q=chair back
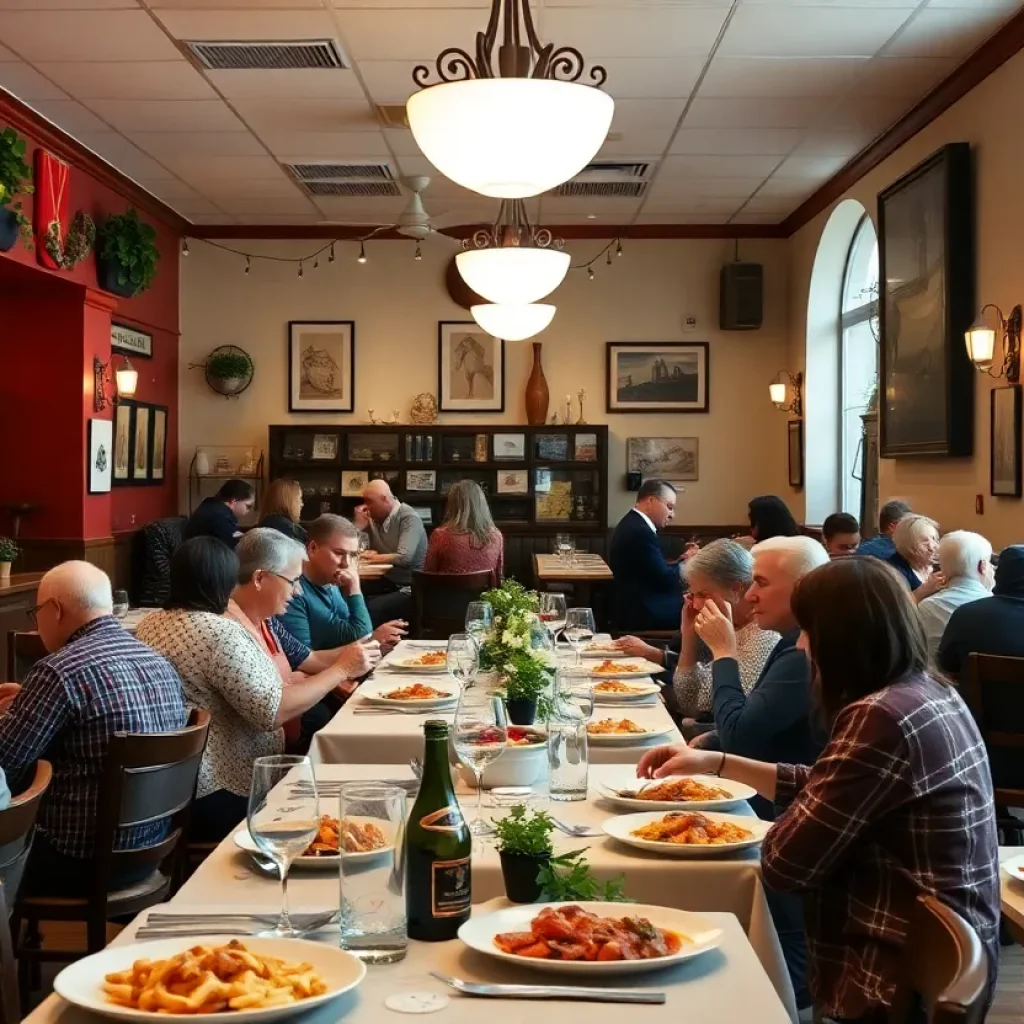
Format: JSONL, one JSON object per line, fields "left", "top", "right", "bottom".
{"left": 889, "top": 894, "right": 988, "bottom": 1024}
{"left": 0, "top": 761, "right": 51, "bottom": 908}
{"left": 0, "top": 881, "right": 16, "bottom": 1024}
{"left": 963, "top": 652, "right": 1024, "bottom": 806}
{"left": 5, "top": 632, "right": 47, "bottom": 684}
{"left": 136, "top": 516, "right": 187, "bottom": 607}
{"left": 411, "top": 570, "right": 493, "bottom": 639}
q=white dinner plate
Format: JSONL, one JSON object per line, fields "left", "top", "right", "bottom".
{"left": 586, "top": 722, "right": 675, "bottom": 745}
{"left": 597, "top": 770, "right": 757, "bottom": 812}
{"left": 587, "top": 659, "right": 664, "bottom": 679}
{"left": 602, "top": 810, "right": 770, "bottom": 857}
{"left": 592, "top": 680, "right": 661, "bottom": 702}
{"left": 53, "top": 935, "right": 366, "bottom": 1022}
{"left": 458, "top": 900, "right": 723, "bottom": 976}
{"left": 1002, "top": 853, "right": 1024, "bottom": 882}
{"left": 233, "top": 822, "right": 393, "bottom": 867}
{"left": 387, "top": 656, "right": 450, "bottom": 673}
{"left": 359, "top": 681, "right": 458, "bottom": 709}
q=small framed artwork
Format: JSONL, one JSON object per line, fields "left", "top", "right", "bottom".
{"left": 493, "top": 432, "right": 526, "bottom": 460}
{"left": 438, "top": 321, "right": 505, "bottom": 412}
{"left": 574, "top": 433, "right": 598, "bottom": 461}
{"left": 289, "top": 320, "right": 355, "bottom": 412}
{"left": 991, "top": 386, "right": 1022, "bottom": 497}
{"left": 88, "top": 418, "right": 113, "bottom": 494}
{"left": 111, "top": 322, "right": 153, "bottom": 358}
{"left": 497, "top": 470, "right": 529, "bottom": 495}
{"left": 406, "top": 469, "right": 437, "bottom": 492}
{"left": 131, "top": 404, "right": 151, "bottom": 482}
{"left": 627, "top": 437, "right": 698, "bottom": 482}
{"left": 787, "top": 420, "right": 804, "bottom": 489}
{"left": 606, "top": 342, "right": 710, "bottom": 413}
{"left": 536, "top": 433, "right": 568, "bottom": 460}
{"left": 311, "top": 433, "right": 339, "bottom": 460}
{"left": 341, "top": 470, "right": 368, "bottom": 496}
{"left": 150, "top": 406, "right": 167, "bottom": 482}
{"left": 113, "top": 402, "right": 133, "bottom": 483}
{"left": 369, "top": 469, "right": 401, "bottom": 486}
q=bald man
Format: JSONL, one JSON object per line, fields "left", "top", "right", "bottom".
{"left": 354, "top": 480, "right": 428, "bottom": 624}
{"left": 0, "top": 561, "right": 186, "bottom": 897}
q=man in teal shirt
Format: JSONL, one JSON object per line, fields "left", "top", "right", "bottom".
{"left": 279, "top": 514, "right": 406, "bottom": 651}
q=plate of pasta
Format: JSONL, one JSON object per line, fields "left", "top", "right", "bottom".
{"left": 597, "top": 769, "right": 757, "bottom": 811}
{"left": 388, "top": 651, "right": 449, "bottom": 673}
{"left": 53, "top": 936, "right": 366, "bottom": 1021}
{"left": 233, "top": 816, "right": 392, "bottom": 868}
{"left": 602, "top": 810, "right": 769, "bottom": 857}
{"left": 587, "top": 659, "right": 663, "bottom": 680}
{"left": 359, "top": 680, "right": 458, "bottom": 708}
{"left": 585, "top": 718, "right": 674, "bottom": 745}
{"left": 592, "top": 679, "right": 661, "bottom": 702}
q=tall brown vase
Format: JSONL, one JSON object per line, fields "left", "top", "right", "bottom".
{"left": 525, "top": 342, "right": 549, "bottom": 425}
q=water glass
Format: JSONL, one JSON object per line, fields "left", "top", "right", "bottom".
{"left": 112, "top": 589, "right": 129, "bottom": 620}
{"left": 464, "top": 601, "right": 493, "bottom": 642}
{"left": 547, "top": 694, "right": 588, "bottom": 802}
{"left": 338, "top": 783, "right": 408, "bottom": 964}
{"left": 248, "top": 755, "right": 318, "bottom": 937}
{"left": 446, "top": 632, "right": 479, "bottom": 688}
{"left": 554, "top": 533, "right": 575, "bottom": 567}
{"left": 453, "top": 690, "right": 507, "bottom": 835}
{"left": 565, "top": 607, "right": 596, "bottom": 667}
{"left": 538, "top": 592, "right": 567, "bottom": 644}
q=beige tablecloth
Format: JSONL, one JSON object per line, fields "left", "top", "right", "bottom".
{"left": 1000, "top": 846, "right": 1024, "bottom": 936}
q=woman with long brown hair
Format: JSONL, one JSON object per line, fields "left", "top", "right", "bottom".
{"left": 259, "top": 477, "right": 307, "bottom": 542}
{"left": 424, "top": 479, "right": 503, "bottom": 585}
{"left": 638, "top": 557, "right": 999, "bottom": 1023}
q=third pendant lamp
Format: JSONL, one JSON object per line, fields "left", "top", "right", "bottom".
{"left": 471, "top": 303, "right": 556, "bottom": 342}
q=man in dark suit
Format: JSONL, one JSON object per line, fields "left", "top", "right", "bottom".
{"left": 609, "top": 479, "right": 684, "bottom": 630}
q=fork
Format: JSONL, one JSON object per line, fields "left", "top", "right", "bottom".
{"left": 137, "top": 910, "right": 338, "bottom": 938}
{"left": 550, "top": 818, "right": 603, "bottom": 838}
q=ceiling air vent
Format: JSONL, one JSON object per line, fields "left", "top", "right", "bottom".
{"left": 288, "top": 163, "right": 393, "bottom": 182}
{"left": 285, "top": 162, "right": 402, "bottom": 197}
{"left": 552, "top": 161, "right": 651, "bottom": 198}
{"left": 185, "top": 39, "right": 347, "bottom": 71}
{"left": 303, "top": 181, "right": 402, "bottom": 198}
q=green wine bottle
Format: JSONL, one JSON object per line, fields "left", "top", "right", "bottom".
{"left": 406, "top": 719, "right": 472, "bottom": 941}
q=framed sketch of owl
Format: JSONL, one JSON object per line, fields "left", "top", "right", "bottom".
{"left": 289, "top": 321, "right": 355, "bottom": 412}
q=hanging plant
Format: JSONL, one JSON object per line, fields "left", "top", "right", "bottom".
{"left": 201, "top": 345, "right": 254, "bottom": 398}
{"left": 43, "top": 210, "right": 95, "bottom": 270}
{"left": 97, "top": 207, "right": 159, "bottom": 296}
{"left": 0, "top": 127, "right": 34, "bottom": 249}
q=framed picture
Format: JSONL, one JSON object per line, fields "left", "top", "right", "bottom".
{"left": 341, "top": 470, "right": 368, "bottom": 496}
{"left": 111, "top": 322, "right": 152, "bottom": 358}
{"left": 406, "top": 469, "right": 437, "bottom": 492}
{"left": 627, "top": 437, "right": 698, "bottom": 482}
{"left": 536, "top": 434, "right": 568, "bottom": 460}
{"left": 131, "top": 404, "right": 151, "bottom": 482}
{"left": 87, "top": 418, "right": 113, "bottom": 494}
{"left": 606, "top": 342, "right": 709, "bottom": 413}
{"left": 113, "top": 402, "right": 132, "bottom": 483}
{"left": 574, "top": 433, "right": 598, "bottom": 461}
{"left": 493, "top": 432, "right": 526, "bottom": 460}
{"left": 991, "top": 386, "right": 1022, "bottom": 497}
{"left": 369, "top": 469, "right": 401, "bottom": 485}
{"left": 150, "top": 406, "right": 167, "bottom": 482}
{"left": 497, "top": 470, "right": 529, "bottom": 495}
{"left": 311, "top": 433, "right": 339, "bottom": 460}
{"left": 437, "top": 321, "right": 505, "bottom": 412}
{"left": 788, "top": 420, "right": 804, "bottom": 489}
{"left": 289, "top": 320, "right": 355, "bottom": 412}
{"left": 879, "top": 143, "right": 974, "bottom": 457}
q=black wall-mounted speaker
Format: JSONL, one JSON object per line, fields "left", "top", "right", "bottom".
{"left": 626, "top": 472, "right": 642, "bottom": 492}
{"left": 720, "top": 262, "right": 763, "bottom": 331}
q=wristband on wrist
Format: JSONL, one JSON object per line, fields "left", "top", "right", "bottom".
{"left": 714, "top": 752, "right": 727, "bottom": 777}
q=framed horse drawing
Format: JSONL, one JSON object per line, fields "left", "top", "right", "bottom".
{"left": 437, "top": 322, "right": 505, "bottom": 412}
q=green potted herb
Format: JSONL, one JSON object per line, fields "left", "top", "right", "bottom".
{"left": 0, "top": 537, "right": 18, "bottom": 580}
{"left": 97, "top": 208, "right": 159, "bottom": 297}
{"left": 536, "top": 850, "right": 631, "bottom": 903}
{"left": 0, "top": 127, "right": 33, "bottom": 251}
{"left": 493, "top": 805, "right": 555, "bottom": 904}
{"left": 206, "top": 350, "right": 253, "bottom": 396}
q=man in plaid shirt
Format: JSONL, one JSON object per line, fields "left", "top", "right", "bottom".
{"left": 0, "top": 562, "right": 186, "bottom": 896}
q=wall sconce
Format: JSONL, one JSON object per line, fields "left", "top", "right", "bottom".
{"left": 964, "top": 303, "right": 1021, "bottom": 383}
{"left": 769, "top": 370, "right": 803, "bottom": 416}
{"left": 93, "top": 355, "right": 139, "bottom": 412}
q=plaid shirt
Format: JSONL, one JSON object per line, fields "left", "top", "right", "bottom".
{"left": 761, "top": 674, "right": 1000, "bottom": 1021}
{"left": 0, "top": 616, "right": 187, "bottom": 858}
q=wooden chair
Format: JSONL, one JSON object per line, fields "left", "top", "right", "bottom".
{"left": 4, "top": 632, "right": 46, "bottom": 684}
{"left": 15, "top": 708, "right": 210, "bottom": 987}
{"left": 411, "top": 570, "right": 493, "bottom": 639}
{"left": 889, "top": 894, "right": 989, "bottom": 1024}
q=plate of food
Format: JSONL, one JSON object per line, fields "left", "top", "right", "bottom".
{"left": 388, "top": 651, "right": 449, "bottom": 673}
{"left": 592, "top": 679, "right": 661, "bottom": 702}
{"left": 580, "top": 638, "right": 622, "bottom": 658}
{"left": 586, "top": 718, "right": 675, "bottom": 745}
{"left": 458, "top": 900, "right": 723, "bottom": 976}
{"left": 1002, "top": 853, "right": 1024, "bottom": 882}
{"left": 53, "top": 935, "right": 366, "bottom": 1022}
{"left": 233, "top": 815, "right": 392, "bottom": 868}
{"left": 603, "top": 810, "right": 769, "bottom": 857}
{"left": 597, "top": 770, "right": 757, "bottom": 811}
{"left": 587, "top": 659, "right": 663, "bottom": 679}
{"left": 361, "top": 681, "right": 458, "bottom": 708}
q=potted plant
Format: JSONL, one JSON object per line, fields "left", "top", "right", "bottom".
{"left": 493, "top": 804, "right": 554, "bottom": 904}
{"left": 0, "top": 127, "right": 33, "bottom": 252}
{"left": 0, "top": 537, "right": 18, "bottom": 580}
{"left": 536, "top": 850, "right": 631, "bottom": 903}
{"left": 96, "top": 208, "right": 159, "bottom": 297}
{"left": 206, "top": 350, "right": 253, "bottom": 396}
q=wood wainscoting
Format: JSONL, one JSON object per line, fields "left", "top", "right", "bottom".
{"left": 14, "top": 531, "right": 137, "bottom": 591}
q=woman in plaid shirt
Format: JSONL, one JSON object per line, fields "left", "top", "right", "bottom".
{"left": 639, "top": 556, "right": 1000, "bottom": 1023}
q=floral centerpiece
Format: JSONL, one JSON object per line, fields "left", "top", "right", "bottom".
{"left": 477, "top": 579, "right": 555, "bottom": 725}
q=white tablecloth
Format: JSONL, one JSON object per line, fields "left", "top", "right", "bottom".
{"left": 1000, "top": 846, "right": 1024, "bottom": 935}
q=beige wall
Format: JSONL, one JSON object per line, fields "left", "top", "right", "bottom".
{"left": 180, "top": 236, "right": 792, "bottom": 526}
{"left": 787, "top": 48, "right": 1024, "bottom": 549}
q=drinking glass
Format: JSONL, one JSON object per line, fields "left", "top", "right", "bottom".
{"left": 547, "top": 689, "right": 589, "bottom": 802}
{"left": 538, "top": 592, "right": 567, "bottom": 645}
{"left": 453, "top": 690, "right": 507, "bottom": 835}
{"left": 554, "top": 533, "right": 575, "bottom": 567}
{"left": 338, "top": 783, "right": 408, "bottom": 963}
{"left": 247, "top": 755, "right": 318, "bottom": 937}
{"left": 446, "top": 632, "right": 479, "bottom": 689}
{"left": 565, "top": 607, "right": 596, "bottom": 667}
{"left": 464, "top": 601, "right": 493, "bottom": 643}
{"left": 112, "top": 589, "right": 129, "bottom": 620}
{"left": 358, "top": 532, "right": 370, "bottom": 555}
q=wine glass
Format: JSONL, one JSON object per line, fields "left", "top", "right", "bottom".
{"left": 247, "top": 755, "right": 319, "bottom": 937}
{"left": 446, "top": 632, "right": 479, "bottom": 689}
{"left": 112, "top": 589, "right": 129, "bottom": 620}
{"left": 538, "top": 592, "right": 567, "bottom": 645}
{"left": 464, "top": 601, "right": 493, "bottom": 642}
{"left": 453, "top": 689, "right": 507, "bottom": 836}
{"left": 565, "top": 607, "right": 596, "bottom": 667}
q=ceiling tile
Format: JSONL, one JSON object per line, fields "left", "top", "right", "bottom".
{"left": 669, "top": 128, "right": 804, "bottom": 156}
{"left": 197, "top": 176, "right": 301, "bottom": 200}
{"left": 683, "top": 96, "right": 824, "bottom": 129}
{"left": 335, "top": 9, "right": 492, "bottom": 61}
{"left": 719, "top": 5, "right": 913, "bottom": 57}
{"left": 86, "top": 99, "right": 246, "bottom": 133}
{"left": 700, "top": 56, "right": 869, "bottom": 97}
{"left": 0, "top": 64, "right": 67, "bottom": 101}
{"left": 140, "top": 180, "right": 202, "bottom": 202}
{"left": 76, "top": 132, "right": 178, "bottom": 182}
{"left": 927, "top": 0, "right": 1021, "bottom": 7}
{"left": 545, "top": 7, "right": 729, "bottom": 57}
{"left": 151, "top": 8, "right": 338, "bottom": 41}
{"left": 128, "top": 132, "right": 268, "bottom": 158}
{"left": 150, "top": 0, "right": 324, "bottom": 7}
{"left": 731, "top": 213, "right": 786, "bottom": 225}
{"left": 793, "top": 130, "right": 875, "bottom": 156}
{"left": 597, "top": 129, "right": 675, "bottom": 155}
{"left": 215, "top": 197, "right": 321, "bottom": 218}
{"left": 886, "top": 7, "right": 1013, "bottom": 57}
{"left": 634, "top": 213, "right": 732, "bottom": 224}
{"left": 232, "top": 99, "right": 378, "bottom": 134}
{"left": 641, "top": 196, "right": 745, "bottom": 215}
{"left": 207, "top": 68, "right": 366, "bottom": 102}
{"left": 0, "top": 0, "right": 136, "bottom": 7}
{"left": 593, "top": 57, "right": 704, "bottom": 98}
{"left": 0, "top": 10, "right": 182, "bottom": 62}
{"left": 333, "top": 0, "right": 491, "bottom": 6}
{"left": 772, "top": 153, "right": 853, "bottom": 178}
{"left": 658, "top": 154, "right": 783, "bottom": 178}
{"left": 35, "top": 61, "right": 217, "bottom": 101}
{"left": 227, "top": 213, "right": 322, "bottom": 224}
{"left": 854, "top": 55, "right": 960, "bottom": 97}
{"left": 160, "top": 153, "right": 284, "bottom": 180}
{"left": 0, "top": 42, "right": 17, "bottom": 60}
{"left": 740, "top": 0, "right": 918, "bottom": 5}
{"left": 611, "top": 98, "right": 688, "bottom": 130}
{"left": 310, "top": 195, "right": 406, "bottom": 220}
{"left": 172, "top": 198, "right": 229, "bottom": 217}
{"left": 358, "top": 60, "right": 426, "bottom": 103}
{"left": 261, "top": 131, "right": 392, "bottom": 159}
{"left": 737, "top": 193, "right": 799, "bottom": 215}
{"left": 754, "top": 176, "right": 818, "bottom": 199}
{"left": 383, "top": 129, "right": 421, "bottom": 156}
{"left": 644, "top": 176, "right": 765, "bottom": 199}
{"left": 825, "top": 94, "right": 911, "bottom": 133}
{"left": 28, "top": 98, "right": 109, "bottom": 136}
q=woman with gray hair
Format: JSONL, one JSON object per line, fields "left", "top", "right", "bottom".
{"left": 886, "top": 513, "right": 943, "bottom": 603}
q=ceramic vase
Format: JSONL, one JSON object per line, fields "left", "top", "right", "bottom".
{"left": 525, "top": 342, "right": 549, "bottom": 426}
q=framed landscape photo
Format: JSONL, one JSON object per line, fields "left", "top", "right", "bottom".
{"left": 991, "top": 385, "right": 1022, "bottom": 497}
{"left": 788, "top": 420, "right": 804, "bottom": 489}
{"left": 438, "top": 321, "right": 505, "bottom": 412}
{"left": 289, "top": 320, "right": 355, "bottom": 412}
{"left": 606, "top": 342, "right": 709, "bottom": 413}
{"left": 406, "top": 469, "right": 437, "bottom": 492}
{"left": 627, "top": 437, "right": 698, "bottom": 482}
{"left": 88, "top": 418, "right": 113, "bottom": 494}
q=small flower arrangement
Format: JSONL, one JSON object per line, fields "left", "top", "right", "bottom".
{"left": 0, "top": 537, "right": 18, "bottom": 563}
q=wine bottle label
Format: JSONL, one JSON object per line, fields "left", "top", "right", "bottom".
{"left": 418, "top": 806, "right": 464, "bottom": 834}
{"left": 431, "top": 857, "right": 471, "bottom": 918}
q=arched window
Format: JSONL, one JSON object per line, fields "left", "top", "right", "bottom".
{"left": 839, "top": 216, "right": 879, "bottom": 517}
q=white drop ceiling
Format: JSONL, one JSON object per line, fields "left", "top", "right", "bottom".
{"left": 0, "top": 0, "right": 1019, "bottom": 229}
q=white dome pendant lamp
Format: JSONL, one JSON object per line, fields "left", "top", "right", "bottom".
{"left": 471, "top": 302, "right": 556, "bottom": 342}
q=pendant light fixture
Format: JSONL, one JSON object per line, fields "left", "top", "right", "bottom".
{"left": 406, "top": 0, "right": 613, "bottom": 198}
{"left": 471, "top": 302, "right": 556, "bottom": 342}
{"left": 457, "top": 200, "right": 570, "bottom": 305}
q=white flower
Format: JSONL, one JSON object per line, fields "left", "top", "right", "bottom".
{"left": 530, "top": 648, "right": 555, "bottom": 668}
{"left": 501, "top": 629, "right": 525, "bottom": 649}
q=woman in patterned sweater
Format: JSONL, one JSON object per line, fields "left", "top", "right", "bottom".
{"left": 424, "top": 480, "right": 504, "bottom": 586}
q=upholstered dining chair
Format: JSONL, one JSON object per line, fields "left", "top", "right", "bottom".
{"left": 411, "top": 570, "right": 493, "bottom": 639}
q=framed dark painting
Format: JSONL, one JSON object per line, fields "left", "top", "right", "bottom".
{"left": 787, "top": 420, "right": 804, "bottom": 489}
{"left": 991, "top": 385, "right": 1022, "bottom": 498}
{"left": 878, "top": 142, "right": 974, "bottom": 457}
{"left": 606, "top": 342, "right": 709, "bottom": 413}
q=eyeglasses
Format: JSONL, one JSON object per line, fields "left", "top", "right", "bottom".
{"left": 265, "top": 571, "right": 302, "bottom": 592}
{"left": 27, "top": 597, "right": 57, "bottom": 627}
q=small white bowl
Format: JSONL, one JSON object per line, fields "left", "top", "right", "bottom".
{"left": 456, "top": 740, "right": 547, "bottom": 789}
